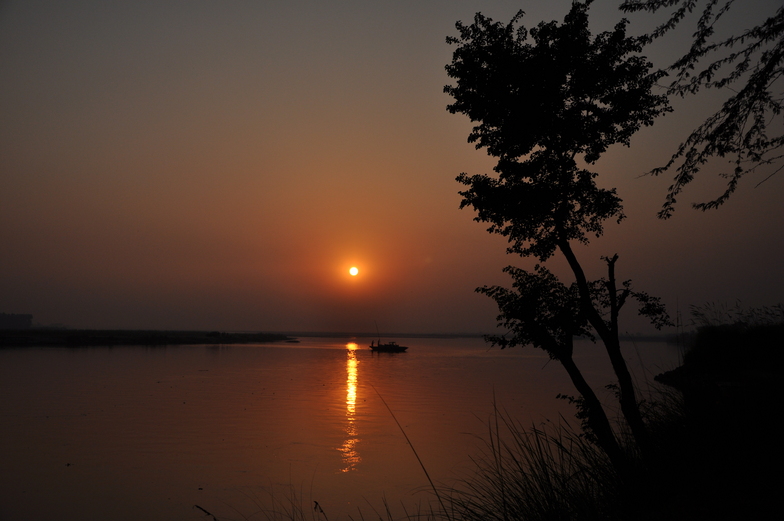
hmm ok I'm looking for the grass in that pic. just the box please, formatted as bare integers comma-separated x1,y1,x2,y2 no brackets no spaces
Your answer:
442,413,620,521
197,483,325,521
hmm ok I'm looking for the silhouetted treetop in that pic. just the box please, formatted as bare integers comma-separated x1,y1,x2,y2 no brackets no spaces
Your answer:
620,0,784,217
446,1,669,261
445,1,669,165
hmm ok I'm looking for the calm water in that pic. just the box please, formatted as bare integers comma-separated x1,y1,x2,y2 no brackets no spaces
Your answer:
0,336,680,520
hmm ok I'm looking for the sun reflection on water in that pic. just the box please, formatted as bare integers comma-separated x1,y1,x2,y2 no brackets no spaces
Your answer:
338,342,361,472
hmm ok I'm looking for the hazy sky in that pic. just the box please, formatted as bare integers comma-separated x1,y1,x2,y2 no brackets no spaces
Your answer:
1,0,781,334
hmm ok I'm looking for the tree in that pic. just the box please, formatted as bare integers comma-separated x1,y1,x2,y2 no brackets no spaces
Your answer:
620,0,784,218
445,1,671,469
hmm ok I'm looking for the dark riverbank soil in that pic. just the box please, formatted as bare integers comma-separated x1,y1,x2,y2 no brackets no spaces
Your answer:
0,329,291,347
646,323,783,520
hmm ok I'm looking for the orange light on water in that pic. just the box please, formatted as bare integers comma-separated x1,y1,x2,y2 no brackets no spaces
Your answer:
339,342,361,472
345,343,358,415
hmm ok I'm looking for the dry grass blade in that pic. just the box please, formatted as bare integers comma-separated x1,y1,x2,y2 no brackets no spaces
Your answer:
370,385,451,521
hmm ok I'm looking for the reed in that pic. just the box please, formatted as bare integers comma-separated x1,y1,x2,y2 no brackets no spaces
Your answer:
443,388,712,521
442,410,623,521
371,385,449,520
689,301,784,328
205,482,328,521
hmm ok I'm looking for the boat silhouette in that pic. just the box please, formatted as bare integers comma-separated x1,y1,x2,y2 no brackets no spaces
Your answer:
369,340,408,353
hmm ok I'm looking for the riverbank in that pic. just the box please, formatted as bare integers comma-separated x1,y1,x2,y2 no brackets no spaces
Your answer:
0,328,291,347
441,320,783,521
645,322,783,519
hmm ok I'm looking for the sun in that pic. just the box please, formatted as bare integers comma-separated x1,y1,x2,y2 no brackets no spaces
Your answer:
349,267,359,276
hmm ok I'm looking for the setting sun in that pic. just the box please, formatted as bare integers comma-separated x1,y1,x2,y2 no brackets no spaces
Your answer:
349,267,359,276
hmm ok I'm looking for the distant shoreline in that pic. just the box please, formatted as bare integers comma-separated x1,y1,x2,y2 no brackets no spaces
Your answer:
265,331,673,341
0,328,675,347
0,329,292,347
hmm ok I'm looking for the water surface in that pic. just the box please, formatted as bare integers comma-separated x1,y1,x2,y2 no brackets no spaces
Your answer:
0,336,680,520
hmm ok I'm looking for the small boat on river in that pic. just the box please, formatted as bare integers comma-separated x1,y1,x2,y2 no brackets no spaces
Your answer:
370,340,408,353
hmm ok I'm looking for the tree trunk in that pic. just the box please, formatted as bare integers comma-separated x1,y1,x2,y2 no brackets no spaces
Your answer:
601,330,653,457
558,240,652,459
558,352,628,472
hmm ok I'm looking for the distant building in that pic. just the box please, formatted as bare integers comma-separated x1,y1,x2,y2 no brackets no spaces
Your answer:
0,313,33,329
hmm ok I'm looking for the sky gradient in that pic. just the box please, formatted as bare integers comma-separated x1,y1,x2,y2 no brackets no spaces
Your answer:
1,0,781,334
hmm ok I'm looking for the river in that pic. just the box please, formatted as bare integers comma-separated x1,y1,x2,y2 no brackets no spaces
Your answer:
0,336,681,520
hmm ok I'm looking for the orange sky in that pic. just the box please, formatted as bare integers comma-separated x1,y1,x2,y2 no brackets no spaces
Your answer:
1,0,781,333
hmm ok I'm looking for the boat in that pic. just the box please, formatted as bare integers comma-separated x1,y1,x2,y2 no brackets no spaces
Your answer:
370,340,408,353
370,322,408,352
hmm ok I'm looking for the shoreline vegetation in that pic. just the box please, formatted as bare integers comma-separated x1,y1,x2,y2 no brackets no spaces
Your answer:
0,328,292,347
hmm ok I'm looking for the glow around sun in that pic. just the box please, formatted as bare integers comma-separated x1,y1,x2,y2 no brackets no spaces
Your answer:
349,267,359,276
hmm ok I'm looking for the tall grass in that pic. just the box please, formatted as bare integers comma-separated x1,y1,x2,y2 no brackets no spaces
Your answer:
685,302,784,373
442,414,619,521
205,483,327,521
690,301,784,328
442,384,699,521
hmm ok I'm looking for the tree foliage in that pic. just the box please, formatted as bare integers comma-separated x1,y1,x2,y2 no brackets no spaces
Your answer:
620,0,784,217
446,6,668,164
446,2,668,260
446,1,671,468
479,265,589,357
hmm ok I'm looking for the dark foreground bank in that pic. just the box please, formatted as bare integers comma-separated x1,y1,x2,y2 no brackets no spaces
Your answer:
0,328,291,347
439,319,783,521
644,322,783,519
